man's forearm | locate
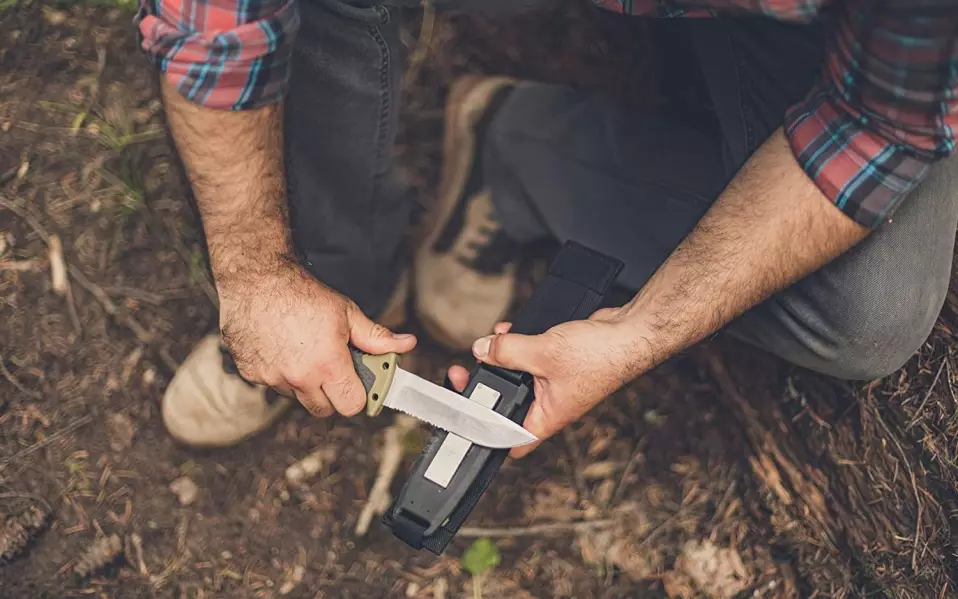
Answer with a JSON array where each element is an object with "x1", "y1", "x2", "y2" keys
[
  {"x1": 161, "y1": 80, "x2": 292, "y2": 288},
  {"x1": 623, "y1": 127, "x2": 869, "y2": 369}
]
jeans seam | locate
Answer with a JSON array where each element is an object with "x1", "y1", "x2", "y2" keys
[
  {"x1": 367, "y1": 18, "x2": 391, "y2": 196},
  {"x1": 727, "y1": 36, "x2": 756, "y2": 154}
]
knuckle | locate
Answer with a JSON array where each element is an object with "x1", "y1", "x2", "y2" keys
[
  {"x1": 283, "y1": 368, "x2": 312, "y2": 390},
  {"x1": 306, "y1": 401, "x2": 334, "y2": 418},
  {"x1": 368, "y1": 323, "x2": 391, "y2": 340},
  {"x1": 544, "y1": 331, "x2": 571, "y2": 366}
]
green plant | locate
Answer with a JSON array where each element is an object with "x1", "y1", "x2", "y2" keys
[{"x1": 461, "y1": 538, "x2": 501, "y2": 599}]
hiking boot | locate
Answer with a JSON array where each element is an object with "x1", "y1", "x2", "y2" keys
[
  {"x1": 414, "y1": 76, "x2": 521, "y2": 350},
  {"x1": 162, "y1": 273, "x2": 409, "y2": 447}
]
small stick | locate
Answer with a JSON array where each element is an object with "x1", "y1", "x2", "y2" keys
[
  {"x1": 402, "y1": 0, "x2": 436, "y2": 89},
  {"x1": 0, "y1": 259, "x2": 45, "y2": 271},
  {"x1": 48, "y1": 234, "x2": 68, "y2": 295},
  {"x1": 457, "y1": 518, "x2": 615, "y2": 538},
  {"x1": 906, "y1": 356, "x2": 947, "y2": 430},
  {"x1": 47, "y1": 234, "x2": 81, "y2": 335},
  {"x1": 607, "y1": 438, "x2": 646, "y2": 509},
  {"x1": 562, "y1": 428, "x2": 587, "y2": 503},
  {"x1": 355, "y1": 415, "x2": 418, "y2": 536},
  {"x1": 0, "y1": 196, "x2": 173, "y2": 369},
  {"x1": 0, "y1": 354, "x2": 41, "y2": 399},
  {"x1": 0, "y1": 415, "x2": 93, "y2": 466}
]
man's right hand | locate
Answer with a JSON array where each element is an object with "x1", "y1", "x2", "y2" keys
[
  {"x1": 158, "y1": 82, "x2": 417, "y2": 419},
  {"x1": 217, "y1": 259, "x2": 417, "y2": 418}
]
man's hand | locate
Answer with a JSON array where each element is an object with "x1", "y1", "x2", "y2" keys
[
  {"x1": 447, "y1": 307, "x2": 650, "y2": 458},
  {"x1": 450, "y1": 128, "x2": 868, "y2": 458},
  {"x1": 219, "y1": 259, "x2": 416, "y2": 418},
  {"x1": 159, "y1": 80, "x2": 417, "y2": 418}
]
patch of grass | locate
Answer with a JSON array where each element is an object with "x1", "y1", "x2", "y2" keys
[{"x1": 97, "y1": 158, "x2": 147, "y2": 225}]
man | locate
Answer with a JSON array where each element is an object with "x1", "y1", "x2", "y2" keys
[{"x1": 136, "y1": 0, "x2": 958, "y2": 457}]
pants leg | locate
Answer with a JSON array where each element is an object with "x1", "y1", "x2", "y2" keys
[
  {"x1": 284, "y1": 0, "x2": 560, "y2": 317},
  {"x1": 285, "y1": 0, "x2": 405, "y2": 317},
  {"x1": 486, "y1": 17, "x2": 958, "y2": 380}
]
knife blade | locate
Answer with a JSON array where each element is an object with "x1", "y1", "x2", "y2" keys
[{"x1": 350, "y1": 348, "x2": 537, "y2": 449}]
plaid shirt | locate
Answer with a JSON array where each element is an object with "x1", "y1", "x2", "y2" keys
[{"x1": 136, "y1": 0, "x2": 958, "y2": 228}]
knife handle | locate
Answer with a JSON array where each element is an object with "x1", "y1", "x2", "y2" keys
[{"x1": 350, "y1": 347, "x2": 399, "y2": 417}]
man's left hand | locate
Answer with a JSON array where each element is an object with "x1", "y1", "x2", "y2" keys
[{"x1": 447, "y1": 307, "x2": 650, "y2": 458}]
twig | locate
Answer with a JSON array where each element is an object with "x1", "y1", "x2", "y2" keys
[
  {"x1": 0, "y1": 354, "x2": 41, "y2": 399},
  {"x1": 0, "y1": 195, "x2": 176, "y2": 371},
  {"x1": 907, "y1": 356, "x2": 947, "y2": 430},
  {"x1": 46, "y1": 234, "x2": 81, "y2": 335},
  {"x1": 0, "y1": 259, "x2": 45, "y2": 271},
  {"x1": 48, "y1": 234, "x2": 68, "y2": 295},
  {"x1": 63, "y1": 280, "x2": 82, "y2": 336},
  {"x1": 945, "y1": 355, "x2": 957, "y2": 409},
  {"x1": 871, "y1": 404, "x2": 923, "y2": 573},
  {"x1": 457, "y1": 518, "x2": 615, "y2": 538},
  {"x1": 129, "y1": 532, "x2": 149, "y2": 576},
  {"x1": 0, "y1": 414, "x2": 93, "y2": 466},
  {"x1": 562, "y1": 428, "x2": 587, "y2": 503},
  {"x1": 402, "y1": 0, "x2": 436, "y2": 89},
  {"x1": 607, "y1": 437, "x2": 646, "y2": 510},
  {"x1": 355, "y1": 415, "x2": 418, "y2": 536},
  {"x1": 0, "y1": 491, "x2": 53, "y2": 512}
]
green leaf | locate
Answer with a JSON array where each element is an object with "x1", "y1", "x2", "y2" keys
[{"x1": 461, "y1": 538, "x2": 501, "y2": 576}]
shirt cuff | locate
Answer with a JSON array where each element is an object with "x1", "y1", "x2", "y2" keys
[
  {"x1": 784, "y1": 90, "x2": 933, "y2": 229},
  {"x1": 136, "y1": 0, "x2": 299, "y2": 110}
]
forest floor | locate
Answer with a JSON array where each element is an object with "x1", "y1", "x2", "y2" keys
[{"x1": 2, "y1": 2, "x2": 958, "y2": 598}]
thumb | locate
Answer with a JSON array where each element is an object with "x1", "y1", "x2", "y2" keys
[
  {"x1": 472, "y1": 332, "x2": 549, "y2": 376},
  {"x1": 346, "y1": 303, "x2": 417, "y2": 355}
]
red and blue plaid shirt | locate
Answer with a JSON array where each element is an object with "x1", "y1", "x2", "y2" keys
[{"x1": 136, "y1": 0, "x2": 958, "y2": 228}]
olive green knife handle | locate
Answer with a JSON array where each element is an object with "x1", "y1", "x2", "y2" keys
[{"x1": 350, "y1": 347, "x2": 399, "y2": 417}]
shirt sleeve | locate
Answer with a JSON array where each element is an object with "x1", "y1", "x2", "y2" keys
[
  {"x1": 783, "y1": 1, "x2": 958, "y2": 228},
  {"x1": 135, "y1": 0, "x2": 300, "y2": 110}
]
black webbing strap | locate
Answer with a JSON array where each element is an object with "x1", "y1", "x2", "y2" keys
[{"x1": 383, "y1": 241, "x2": 623, "y2": 553}]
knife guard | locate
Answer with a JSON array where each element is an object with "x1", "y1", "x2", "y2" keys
[{"x1": 382, "y1": 240, "x2": 624, "y2": 554}]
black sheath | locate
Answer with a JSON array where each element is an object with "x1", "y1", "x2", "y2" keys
[{"x1": 382, "y1": 241, "x2": 624, "y2": 554}]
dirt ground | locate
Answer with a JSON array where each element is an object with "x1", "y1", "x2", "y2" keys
[{"x1": 2, "y1": 2, "x2": 958, "y2": 598}]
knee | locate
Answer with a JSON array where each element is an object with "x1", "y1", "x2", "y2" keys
[{"x1": 819, "y1": 305, "x2": 940, "y2": 381}]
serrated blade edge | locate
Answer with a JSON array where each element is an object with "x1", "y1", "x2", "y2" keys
[{"x1": 382, "y1": 368, "x2": 537, "y2": 449}]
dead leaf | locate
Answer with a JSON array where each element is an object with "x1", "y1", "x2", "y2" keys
[
  {"x1": 107, "y1": 413, "x2": 135, "y2": 452},
  {"x1": 663, "y1": 540, "x2": 750, "y2": 599},
  {"x1": 169, "y1": 476, "x2": 199, "y2": 506}
]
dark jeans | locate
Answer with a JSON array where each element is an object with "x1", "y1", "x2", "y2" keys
[{"x1": 284, "y1": 0, "x2": 958, "y2": 381}]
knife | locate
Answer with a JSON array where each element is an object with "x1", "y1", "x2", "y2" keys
[{"x1": 349, "y1": 348, "x2": 537, "y2": 449}]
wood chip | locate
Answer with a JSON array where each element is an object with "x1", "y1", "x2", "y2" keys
[
  {"x1": 73, "y1": 534, "x2": 123, "y2": 579},
  {"x1": 48, "y1": 234, "x2": 68, "y2": 295},
  {"x1": 278, "y1": 564, "x2": 305, "y2": 595},
  {"x1": 169, "y1": 476, "x2": 199, "y2": 506},
  {"x1": 285, "y1": 447, "x2": 337, "y2": 485}
]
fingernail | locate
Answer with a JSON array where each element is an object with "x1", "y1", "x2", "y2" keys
[
  {"x1": 392, "y1": 332, "x2": 414, "y2": 341},
  {"x1": 473, "y1": 336, "x2": 491, "y2": 358}
]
